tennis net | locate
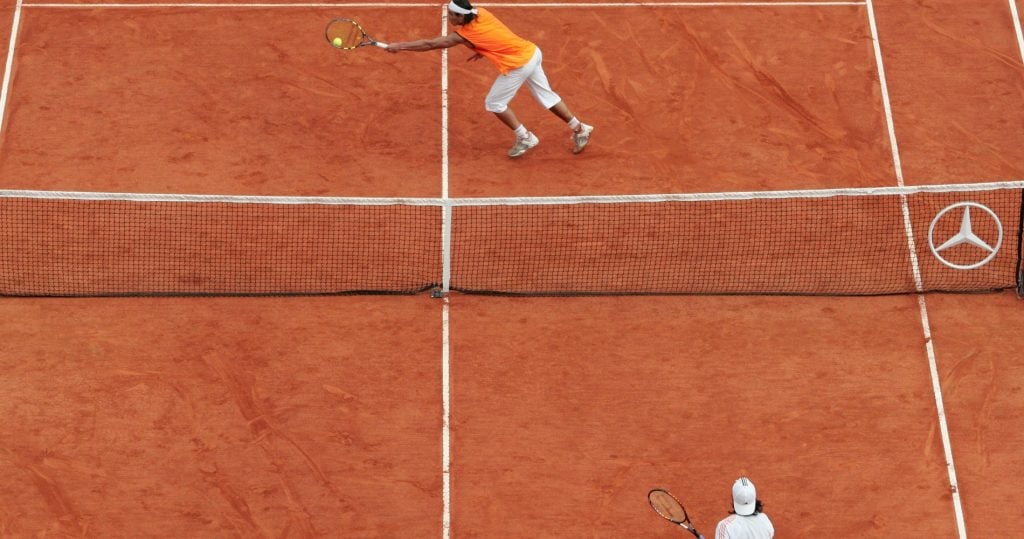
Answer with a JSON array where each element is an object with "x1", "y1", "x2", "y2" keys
[{"x1": 2, "y1": 182, "x2": 1022, "y2": 297}]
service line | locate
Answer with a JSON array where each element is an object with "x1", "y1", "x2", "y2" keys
[{"x1": 22, "y1": 1, "x2": 866, "y2": 8}]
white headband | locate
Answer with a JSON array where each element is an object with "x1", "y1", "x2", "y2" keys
[{"x1": 448, "y1": 1, "x2": 477, "y2": 14}]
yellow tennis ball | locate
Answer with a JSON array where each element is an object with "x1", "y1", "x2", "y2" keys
[{"x1": 332, "y1": 37, "x2": 343, "y2": 48}]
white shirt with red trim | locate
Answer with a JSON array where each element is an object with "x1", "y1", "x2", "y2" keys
[{"x1": 714, "y1": 513, "x2": 774, "y2": 539}]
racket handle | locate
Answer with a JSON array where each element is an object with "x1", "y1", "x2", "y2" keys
[{"x1": 374, "y1": 42, "x2": 389, "y2": 49}]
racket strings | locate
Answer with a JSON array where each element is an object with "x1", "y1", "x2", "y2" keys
[
  {"x1": 327, "y1": 21, "x2": 365, "y2": 49},
  {"x1": 649, "y1": 490, "x2": 688, "y2": 522}
]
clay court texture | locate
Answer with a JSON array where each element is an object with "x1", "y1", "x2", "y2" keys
[{"x1": 2, "y1": 0, "x2": 1024, "y2": 537}]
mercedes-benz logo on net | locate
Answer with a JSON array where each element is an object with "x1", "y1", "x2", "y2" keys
[{"x1": 928, "y1": 202, "x2": 1003, "y2": 270}]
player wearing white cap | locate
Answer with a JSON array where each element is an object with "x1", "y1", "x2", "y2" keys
[
  {"x1": 386, "y1": 0, "x2": 594, "y2": 158},
  {"x1": 714, "y1": 477, "x2": 774, "y2": 539}
]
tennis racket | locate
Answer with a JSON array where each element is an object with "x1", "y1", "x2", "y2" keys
[
  {"x1": 648, "y1": 488, "x2": 703, "y2": 538},
  {"x1": 325, "y1": 18, "x2": 388, "y2": 50}
]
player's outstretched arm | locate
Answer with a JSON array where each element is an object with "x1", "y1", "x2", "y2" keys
[{"x1": 387, "y1": 34, "x2": 466, "y2": 53}]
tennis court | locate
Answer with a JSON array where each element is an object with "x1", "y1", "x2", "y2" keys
[{"x1": 1, "y1": 0, "x2": 1023, "y2": 537}]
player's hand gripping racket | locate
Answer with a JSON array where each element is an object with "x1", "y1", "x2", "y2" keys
[
  {"x1": 649, "y1": 489, "x2": 703, "y2": 538},
  {"x1": 325, "y1": 18, "x2": 388, "y2": 50}
]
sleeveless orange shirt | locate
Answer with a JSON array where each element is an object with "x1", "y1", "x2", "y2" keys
[{"x1": 456, "y1": 8, "x2": 537, "y2": 75}]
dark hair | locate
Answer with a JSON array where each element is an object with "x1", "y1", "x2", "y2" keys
[
  {"x1": 729, "y1": 499, "x2": 765, "y2": 516},
  {"x1": 451, "y1": 0, "x2": 477, "y2": 23}
]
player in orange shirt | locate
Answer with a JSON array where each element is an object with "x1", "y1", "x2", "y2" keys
[{"x1": 386, "y1": 0, "x2": 593, "y2": 158}]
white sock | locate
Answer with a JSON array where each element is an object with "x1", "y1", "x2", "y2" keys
[
  {"x1": 514, "y1": 125, "x2": 529, "y2": 139},
  {"x1": 567, "y1": 118, "x2": 581, "y2": 131}
]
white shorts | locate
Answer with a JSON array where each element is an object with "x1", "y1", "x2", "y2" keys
[{"x1": 484, "y1": 47, "x2": 562, "y2": 113}]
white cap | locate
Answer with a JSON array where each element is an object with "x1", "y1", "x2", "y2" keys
[{"x1": 732, "y1": 477, "x2": 757, "y2": 516}]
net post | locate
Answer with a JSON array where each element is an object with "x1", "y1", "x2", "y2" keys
[{"x1": 1017, "y1": 188, "x2": 1024, "y2": 298}]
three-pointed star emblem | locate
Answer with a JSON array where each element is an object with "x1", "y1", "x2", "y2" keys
[{"x1": 928, "y1": 202, "x2": 1003, "y2": 270}]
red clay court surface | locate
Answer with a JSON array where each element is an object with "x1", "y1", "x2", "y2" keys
[{"x1": 2, "y1": 0, "x2": 1024, "y2": 537}]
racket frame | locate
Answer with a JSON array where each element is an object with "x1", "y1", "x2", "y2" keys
[
  {"x1": 648, "y1": 488, "x2": 703, "y2": 538},
  {"x1": 325, "y1": 18, "x2": 389, "y2": 50}
]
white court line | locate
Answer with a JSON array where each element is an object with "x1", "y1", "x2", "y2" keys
[
  {"x1": 865, "y1": 1, "x2": 967, "y2": 538},
  {"x1": 22, "y1": 1, "x2": 866, "y2": 7},
  {"x1": 438, "y1": 8, "x2": 453, "y2": 539},
  {"x1": 1010, "y1": 0, "x2": 1024, "y2": 63},
  {"x1": 441, "y1": 297, "x2": 452, "y2": 539},
  {"x1": 24, "y1": 2, "x2": 438, "y2": 6},
  {"x1": 476, "y1": 1, "x2": 866, "y2": 4},
  {"x1": 440, "y1": 6, "x2": 452, "y2": 296},
  {"x1": 0, "y1": 0, "x2": 24, "y2": 137},
  {"x1": 864, "y1": 0, "x2": 902, "y2": 187},
  {"x1": 440, "y1": 8, "x2": 450, "y2": 203}
]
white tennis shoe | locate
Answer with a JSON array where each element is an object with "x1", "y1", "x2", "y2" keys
[
  {"x1": 572, "y1": 124, "x2": 593, "y2": 154},
  {"x1": 508, "y1": 132, "x2": 539, "y2": 158}
]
